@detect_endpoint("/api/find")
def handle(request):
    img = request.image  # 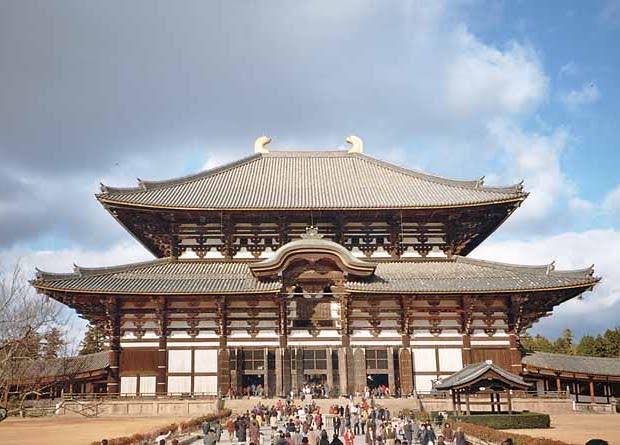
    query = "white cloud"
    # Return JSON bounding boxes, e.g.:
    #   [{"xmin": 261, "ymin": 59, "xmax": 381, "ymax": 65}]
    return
[
  {"xmin": 602, "ymin": 184, "xmax": 620, "ymax": 215},
  {"xmin": 485, "ymin": 118, "xmax": 573, "ymax": 227},
  {"xmin": 474, "ymin": 229, "xmax": 620, "ymax": 337},
  {"xmin": 560, "ymin": 82, "xmax": 601, "ymax": 110},
  {"xmin": 558, "ymin": 61, "xmax": 578, "ymax": 78}
]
